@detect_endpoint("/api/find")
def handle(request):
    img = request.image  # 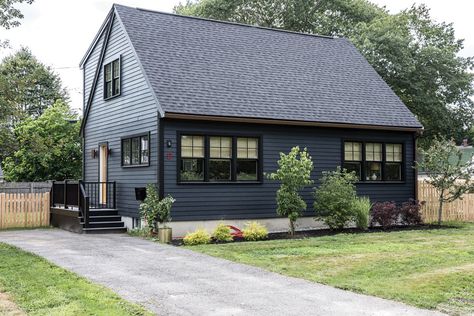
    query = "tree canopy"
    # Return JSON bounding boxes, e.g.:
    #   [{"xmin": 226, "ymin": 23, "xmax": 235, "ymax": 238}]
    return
[
  {"xmin": 2, "ymin": 101, "xmax": 82, "ymax": 182},
  {"xmin": 175, "ymin": 0, "xmax": 474, "ymax": 146},
  {"xmin": 0, "ymin": 0, "xmax": 34, "ymax": 48}
]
